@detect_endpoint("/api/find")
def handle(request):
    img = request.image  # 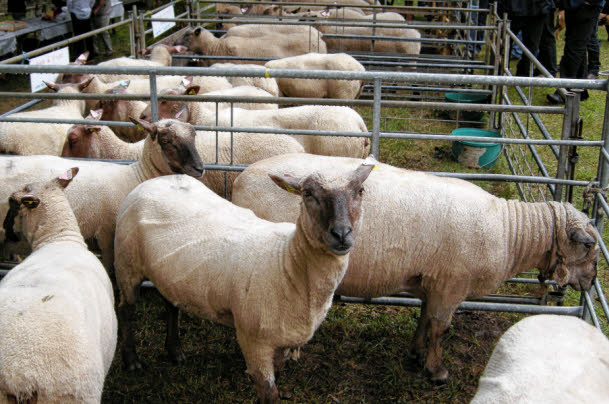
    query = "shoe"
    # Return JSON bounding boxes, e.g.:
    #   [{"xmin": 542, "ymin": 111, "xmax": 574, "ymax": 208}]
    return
[
  {"xmin": 580, "ymin": 89, "xmax": 590, "ymax": 101},
  {"xmin": 587, "ymin": 73, "xmax": 599, "ymax": 79},
  {"xmin": 546, "ymin": 91, "xmax": 565, "ymax": 105}
]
